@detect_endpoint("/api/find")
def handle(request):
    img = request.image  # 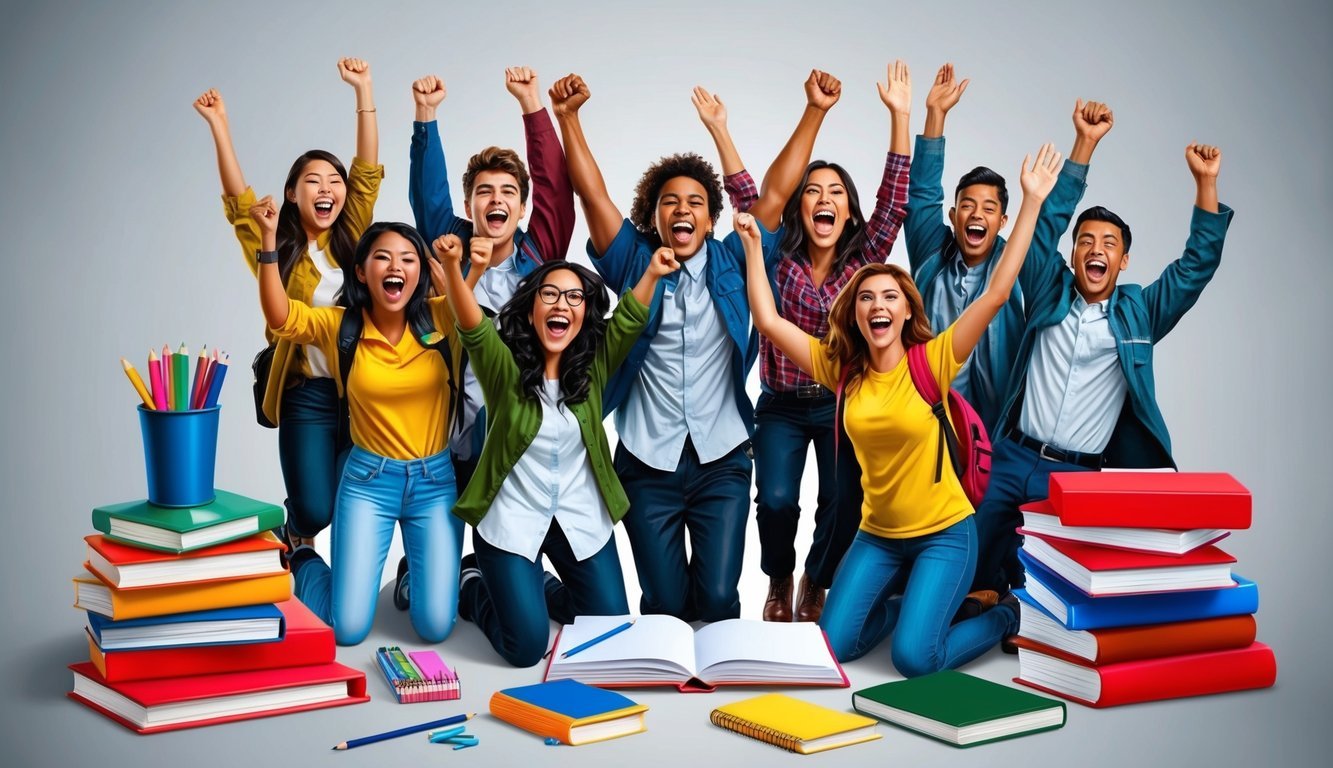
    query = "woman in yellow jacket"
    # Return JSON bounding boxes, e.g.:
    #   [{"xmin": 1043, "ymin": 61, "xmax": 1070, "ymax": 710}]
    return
[{"xmin": 193, "ymin": 58, "xmax": 382, "ymax": 550}]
